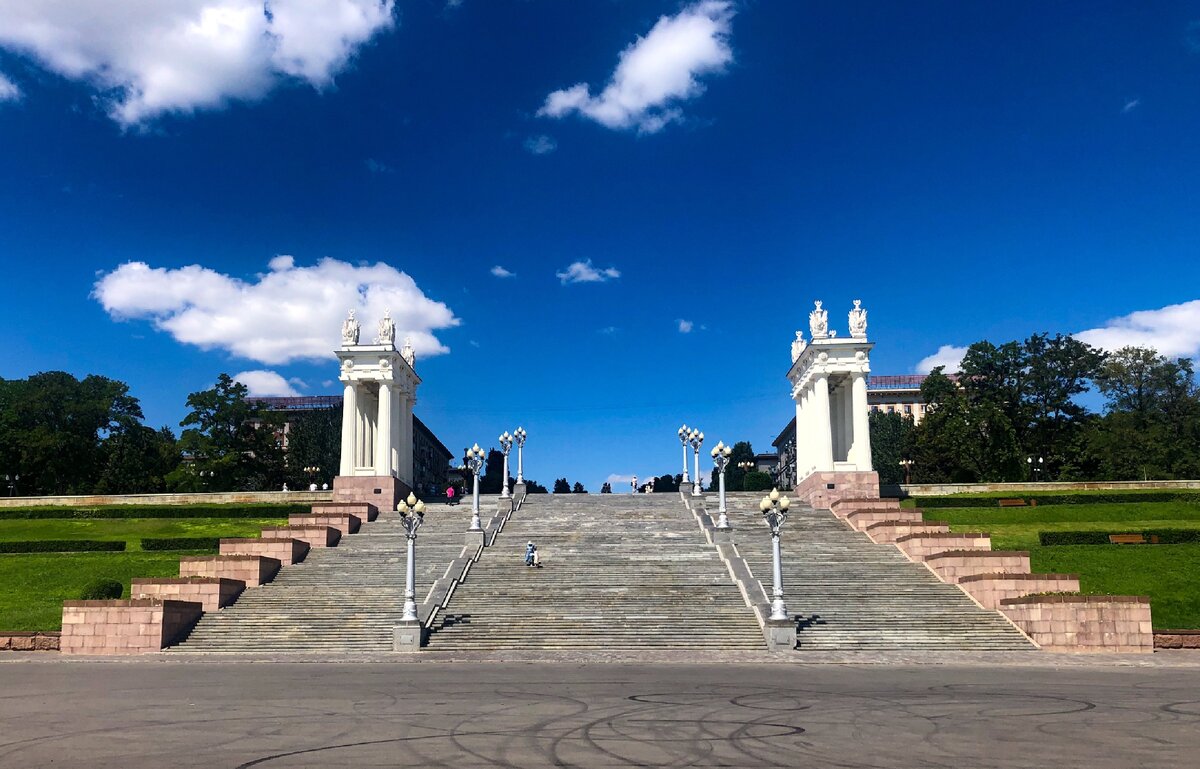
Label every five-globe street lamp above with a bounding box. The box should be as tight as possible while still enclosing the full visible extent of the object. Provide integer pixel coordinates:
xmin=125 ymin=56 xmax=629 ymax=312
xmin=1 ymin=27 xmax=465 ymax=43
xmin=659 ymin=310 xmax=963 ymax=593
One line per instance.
xmin=465 ymin=444 xmax=486 ymax=531
xmin=514 ymin=427 xmax=527 ymax=484
xmin=498 ymin=431 xmax=513 ymax=499
xmin=678 ymin=425 xmax=691 ymax=484
xmin=688 ymin=428 xmax=704 ymax=497
xmin=1026 ymin=455 xmax=1044 ymax=482
xmin=759 ymin=488 xmax=792 ymax=622
xmin=899 ymin=459 xmax=914 ymax=485
xmin=303 ymin=465 xmax=321 ymax=490
xmin=3 ymin=474 xmax=18 ymax=497
xmin=396 ymin=492 xmax=426 ymax=623
xmin=711 ymin=441 xmax=734 ymax=528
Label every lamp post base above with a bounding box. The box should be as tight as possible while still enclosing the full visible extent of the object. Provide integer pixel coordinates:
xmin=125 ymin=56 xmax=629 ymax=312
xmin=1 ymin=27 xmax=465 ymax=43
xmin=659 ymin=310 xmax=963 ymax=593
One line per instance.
xmin=393 ymin=621 xmax=425 ymax=652
xmin=764 ymin=617 xmax=796 ymax=652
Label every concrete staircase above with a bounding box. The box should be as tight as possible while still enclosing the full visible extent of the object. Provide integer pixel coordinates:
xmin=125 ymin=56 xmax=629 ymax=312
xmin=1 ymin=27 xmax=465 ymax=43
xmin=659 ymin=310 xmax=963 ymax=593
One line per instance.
xmin=426 ymin=494 xmax=764 ymax=651
xmin=173 ymin=501 xmax=476 ymax=653
xmin=720 ymin=493 xmax=1033 ymax=651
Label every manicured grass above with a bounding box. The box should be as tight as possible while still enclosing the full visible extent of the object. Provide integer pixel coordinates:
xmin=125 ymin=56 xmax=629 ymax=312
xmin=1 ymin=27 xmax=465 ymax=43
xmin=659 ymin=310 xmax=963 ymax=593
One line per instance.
xmin=924 ymin=502 xmax=1200 ymax=526
xmin=0 ymin=553 xmax=188 ymax=631
xmin=0 ymin=518 xmax=287 ymax=551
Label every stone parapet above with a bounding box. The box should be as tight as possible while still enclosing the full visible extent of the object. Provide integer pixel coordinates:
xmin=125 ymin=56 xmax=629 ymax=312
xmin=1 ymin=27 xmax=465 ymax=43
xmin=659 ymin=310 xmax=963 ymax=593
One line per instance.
xmin=924 ymin=550 xmax=1031 ymax=583
xmin=218 ymin=537 xmax=309 ymax=565
xmin=260 ymin=525 xmax=340 ymax=548
xmin=957 ymin=573 xmax=1081 ymax=610
xmin=0 ymin=490 xmax=330 ymax=508
xmin=895 ymin=532 xmax=991 ymax=561
xmin=844 ymin=508 xmax=923 ymax=531
xmin=332 ymin=475 xmax=408 ymax=513
xmin=179 ymin=555 xmax=281 ymax=586
xmin=131 ymin=577 xmax=245 ymax=612
xmin=864 ymin=520 xmax=950 ymax=544
xmin=829 ymin=497 xmax=900 ymax=519
xmin=287 ymin=513 xmax=361 ymax=535
xmin=1155 ymin=630 xmax=1200 ymax=649
xmin=310 ymin=501 xmax=379 ymax=522
xmin=796 ymin=471 xmax=880 ymax=510
xmin=999 ymin=595 xmax=1153 ymax=653
xmin=60 ymin=599 xmax=202 ymax=655
xmin=0 ymin=631 xmax=60 ymax=651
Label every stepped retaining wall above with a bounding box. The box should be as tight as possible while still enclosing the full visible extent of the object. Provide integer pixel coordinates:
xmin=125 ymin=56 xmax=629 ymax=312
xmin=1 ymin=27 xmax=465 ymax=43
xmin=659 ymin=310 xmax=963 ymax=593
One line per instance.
xmin=999 ymin=595 xmax=1153 ymax=653
xmin=60 ymin=599 xmax=202 ymax=655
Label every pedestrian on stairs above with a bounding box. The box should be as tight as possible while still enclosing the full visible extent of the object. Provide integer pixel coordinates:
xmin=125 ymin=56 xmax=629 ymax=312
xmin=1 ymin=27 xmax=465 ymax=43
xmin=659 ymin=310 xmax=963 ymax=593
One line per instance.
xmin=525 ymin=541 xmax=541 ymax=568
xmin=446 ymin=485 xmax=457 ymax=506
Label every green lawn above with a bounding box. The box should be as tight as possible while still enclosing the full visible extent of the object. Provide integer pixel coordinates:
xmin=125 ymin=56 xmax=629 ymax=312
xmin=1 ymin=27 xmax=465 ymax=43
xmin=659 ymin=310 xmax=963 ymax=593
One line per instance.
xmin=922 ymin=500 xmax=1200 ymax=629
xmin=0 ymin=517 xmax=287 ymax=550
xmin=0 ymin=553 xmax=189 ymax=631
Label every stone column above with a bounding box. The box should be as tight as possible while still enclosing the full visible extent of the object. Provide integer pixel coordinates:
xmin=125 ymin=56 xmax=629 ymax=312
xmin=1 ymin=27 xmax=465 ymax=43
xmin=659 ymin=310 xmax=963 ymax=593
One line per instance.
xmin=390 ymin=385 xmax=401 ymax=479
xmin=377 ymin=382 xmax=393 ymax=477
xmin=812 ymin=373 xmax=834 ymax=472
xmin=850 ymin=371 xmax=872 ymax=471
xmin=340 ymin=383 xmax=357 ymax=476
xmin=793 ymin=387 xmax=806 ymax=485
xmin=401 ymin=393 xmax=415 ymax=485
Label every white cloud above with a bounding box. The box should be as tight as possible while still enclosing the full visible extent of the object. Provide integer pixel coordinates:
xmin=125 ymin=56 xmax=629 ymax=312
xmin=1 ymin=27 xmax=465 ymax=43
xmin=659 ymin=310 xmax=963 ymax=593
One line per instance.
xmin=537 ymin=0 xmax=734 ymax=134
xmin=0 ymin=72 xmax=20 ymax=102
xmin=678 ymin=319 xmax=693 ymax=333
xmin=598 ymin=326 xmax=618 ymax=335
xmin=606 ymin=473 xmax=635 ymax=486
xmin=556 ymin=259 xmax=620 ymax=285
xmin=523 ymin=134 xmax=557 ymax=155
xmin=1122 ymin=98 xmax=1140 ymax=113
xmin=234 ymin=369 xmax=302 ymax=397
xmin=0 ymin=0 xmax=395 ymax=126
xmin=94 ymin=255 xmax=460 ymax=365
xmin=1075 ymin=299 xmax=1200 ymax=358
xmin=490 ymin=265 xmax=515 ymax=278
xmin=914 ymin=345 xmax=968 ymax=374
xmin=364 ymin=158 xmax=393 ymax=174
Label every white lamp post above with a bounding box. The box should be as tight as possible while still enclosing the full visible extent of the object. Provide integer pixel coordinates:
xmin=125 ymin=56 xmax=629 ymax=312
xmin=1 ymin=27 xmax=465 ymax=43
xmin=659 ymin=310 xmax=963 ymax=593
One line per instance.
xmin=465 ymin=444 xmax=486 ymax=531
xmin=514 ymin=427 xmax=527 ymax=483
xmin=499 ymin=431 xmax=513 ymax=498
xmin=759 ymin=488 xmax=792 ymax=622
xmin=396 ymin=492 xmax=426 ymax=623
xmin=678 ymin=425 xmax=691 ymax=484
xmin=711 ymin=441 xmax=733 ymax=528
xmin=688 ymin=428 xmax=704 ymax=497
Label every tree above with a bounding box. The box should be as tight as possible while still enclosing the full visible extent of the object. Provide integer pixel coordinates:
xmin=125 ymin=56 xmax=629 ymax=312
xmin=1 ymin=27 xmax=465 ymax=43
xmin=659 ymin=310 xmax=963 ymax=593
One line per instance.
xmin=600 ymin=482 xmax=612 ymax=493
xmin=95 ymin=425 xmax=179 ymax=494
xmin=166 ymin=374 xmax=286 ymax=492
xmin=869 ymin=411 xmax=914 ymax=485
xmin=572 ymin=481 xmax=586 ymax=493
xmin=1023 ymin=333 xmax=1104 ymax=479
xmin=552 ymin=477 xmax=571 ymax=494
xmin=652 ymin=474 xmax=679 ymax=492
xmin=742 ymin=471 xmax=773 ymax=491
xmin=284 ymin=406 xmax=340 ymax=488
xmin=524 ymin=479 xmax=549 ymax=493
xmin=480 ymin=448 xmax=507 ymax=494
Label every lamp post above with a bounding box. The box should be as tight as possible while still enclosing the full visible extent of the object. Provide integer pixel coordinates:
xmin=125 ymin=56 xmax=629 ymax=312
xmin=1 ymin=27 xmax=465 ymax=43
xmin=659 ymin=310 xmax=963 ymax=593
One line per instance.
xmin=899 ymin=459 xmax=914 ymax=485
xmin=303 ymin=465 xmax=321 ymax=491
xmin=1026 ymin=456 xmax=1044 ymax=482
xmin=688 ymin=428 xmax=704 ymax=497
xmin=737 ymin=460 xmax=753 ymax=492
xmin=3 ymin=474 xmax=18 ymax=497
xmin=498 ymin=431 xmax=513 ymax=499
xmin=759 ymin=488 xmax=792 ymax=621
xmin=514 ymin=427 xmax=527 ymax=484
xmin=711 ymin=441 xmax=733 ymax=528
xmin=396 ymin=492 xmax=426 ymax=623
xmin=678 ymin=425 xmax=691 ymax=484
xmin=465 ymin=444 xmax=486 ymax=531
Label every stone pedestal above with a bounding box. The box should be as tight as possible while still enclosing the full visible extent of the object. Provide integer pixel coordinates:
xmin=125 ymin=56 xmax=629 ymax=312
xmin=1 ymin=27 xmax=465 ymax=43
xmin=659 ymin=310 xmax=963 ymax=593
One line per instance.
xmin=764 ymin=618 xmax=797 ymax=652
xmin=465 ymin=528 xmax=487 ymax=548
xmin=512 ymin=482 xmax=527 ymax=502
xmin=332 ymin=475 xmax=410 ymax=513
xmin=795 ymin=470 xmax=880 ymax=510
xmin=712 ymin=526 xmax=735 ymax=545
xmin=393 ymin=621 xmax=425 ymax=652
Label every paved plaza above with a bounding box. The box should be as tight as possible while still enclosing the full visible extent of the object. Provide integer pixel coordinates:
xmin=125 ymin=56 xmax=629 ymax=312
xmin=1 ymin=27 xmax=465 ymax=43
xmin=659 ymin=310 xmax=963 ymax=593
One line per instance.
xmin=2 ymin=656 xmax=1199 ymax=767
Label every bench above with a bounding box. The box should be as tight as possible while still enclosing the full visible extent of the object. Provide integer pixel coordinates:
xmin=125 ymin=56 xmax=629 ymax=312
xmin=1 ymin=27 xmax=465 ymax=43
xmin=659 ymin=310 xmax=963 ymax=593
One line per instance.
xmin=1109 ymin=534 xmax=1159 ymax=545
xmin=998 ymin=498 xmax=1027 ymax=507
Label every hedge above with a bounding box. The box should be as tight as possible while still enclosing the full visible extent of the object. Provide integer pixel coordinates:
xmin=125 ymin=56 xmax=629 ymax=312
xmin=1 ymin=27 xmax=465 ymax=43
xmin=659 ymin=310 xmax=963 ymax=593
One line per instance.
xmin=1039 ymin=529 xmax=1200 ymax=546
xmin=140 ymin=537 xmax=222 ymax=552
xmin=80 ymin=579 xmax=124 ymax=600
xmin=0 ymin=540 xmax=127 ymax=553
xmin=742 ymin=471 xmax=775 ymax=492
xmin=917 ymin=492 xmax=1200 ymax=509
xmin=0 ymin=504 xmax=307 ymax=520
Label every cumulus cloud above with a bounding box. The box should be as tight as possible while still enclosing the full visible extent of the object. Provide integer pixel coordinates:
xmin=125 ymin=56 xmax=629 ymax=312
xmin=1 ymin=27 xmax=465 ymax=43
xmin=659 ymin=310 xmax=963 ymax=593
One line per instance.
xmin=1075 ymin=300 xmax=1200 ymax=358
xmin=556 ymin=259 xmax=620 ymax=285
xmin=677 ymin=319 xmax=693 ymax=333
xmin=1122 ymin=98 xmax=1140 ymax=114
xmin=490 ymin=265 xmax=515 ymax=278
xmin=605 ymin=473 xmax=635 ymax=487
xmin=234 ymin=369 xmax=302 ymax=397
xmin=914 ymin=345 xmax=968 ymax=374
xmin=523 ymin=134 xmax=557 ymax=155
xmin=538 ymin=0 xmax=734 ymax=134
xmin=0 ymin=0 xmax=395 ymax=126
xmin=0 ymin=72 xmax=20 ymax=102
xmin=598 ymin=326 xmax=618 ymax=335
xmin=94 ymin=255 xmax=460 ymax=365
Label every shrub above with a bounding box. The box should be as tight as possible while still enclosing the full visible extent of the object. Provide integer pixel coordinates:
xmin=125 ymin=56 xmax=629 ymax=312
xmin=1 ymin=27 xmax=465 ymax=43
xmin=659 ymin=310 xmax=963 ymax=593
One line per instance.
xmin=0 ymin=540 xmax=126 ymax=553
xmin=1038 ymin=529 xmax=1200 ymax=546
xmin=79 ymin=579 xmax=124 ymax=600
xmin=742 ymin=471 xmax=775 ymax=492
xmin=140 ymin=537 xmax=221 ymax=552
xmin=0 ymin=504 xmax=307 ymax=520
xmin=918 ymin=492 xmax=1200 ymax=509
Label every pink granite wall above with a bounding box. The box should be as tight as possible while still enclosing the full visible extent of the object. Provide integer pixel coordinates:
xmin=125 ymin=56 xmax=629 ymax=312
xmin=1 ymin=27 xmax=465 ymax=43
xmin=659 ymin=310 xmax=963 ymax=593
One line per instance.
xmin=288 ymin=513 xmax=361 ymax=535
xmin=924 ymin=551 xmax=1031 ymax=583
xmin=310 ymin=501 xmax=379 ymax=522
xmin=865 ymin=520 xmax=950 ymax=544
xmin=0 ymin=632 xmax=60 ymax=651
xmin=332 ymin=475 xmax=407 ymax=512
xmin=957 ymin=573 xmax=1081 ymax=610
xmin=797 ymin=471 xmax=881 ymax=510
xmin=844 ymin=509 xmax=923 ymax=531
xmin=259 ymin=525 xmax=340 ymax=548
xmin=179 ymin=555 xmax=281 ymax=586
xmin=896 ymin=533 xmax=991 ymax=561
xmin=218 ymin=537 xmax=309 ymax=565
xmin=60 ymin=599 xmax=202 ymax=655
xmin=829 ymin=497 xmax=900 ymax=519
xmin=1154 ymin=630 xmax=1200 ymax=649
xmin=999 ymin=595 xmax=1153 ymax=653
xmin=131 ymin=577 xmax=244 ymax=612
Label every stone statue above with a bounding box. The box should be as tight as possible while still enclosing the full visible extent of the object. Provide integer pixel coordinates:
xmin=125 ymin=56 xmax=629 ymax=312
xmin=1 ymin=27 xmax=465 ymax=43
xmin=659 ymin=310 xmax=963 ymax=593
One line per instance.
xmin=376 ymin=309 xmax=396 ymax=346
xmin=401 ymin=336 xmax=415 ymax=368
xmin=791 ymin=331 xmax=807 ymax=362
xmin=341 ymin=310 xmax=360 ymax=346
xmin=849 ymin=299 xmax=868 ymax=338
xmin=809 ymin=300 xmax=829 ymax=339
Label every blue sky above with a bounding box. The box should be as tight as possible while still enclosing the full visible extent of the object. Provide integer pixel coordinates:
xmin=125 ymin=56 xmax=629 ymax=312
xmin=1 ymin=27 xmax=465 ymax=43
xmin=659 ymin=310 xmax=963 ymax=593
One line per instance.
xmin=3 ymin=1 xmax=1200 ymax=492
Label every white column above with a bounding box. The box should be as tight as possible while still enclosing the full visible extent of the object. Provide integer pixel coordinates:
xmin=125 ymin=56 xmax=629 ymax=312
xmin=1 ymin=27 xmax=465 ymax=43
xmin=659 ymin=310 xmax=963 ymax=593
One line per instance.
xmin=839 ymin=382 xmax=854 ymax=462
xmin=376 ymin=381 xmax=393 ymax=477
xmin=850 ymin=371 xmax=872 ymax=470
xmin=340 ymin=382 xmax=357 ymax=476
xmin=401 ymin=393 xmax=415 ymax=484
xmin=812 ymin=373 xmax=834 ymax=472
xmin=794 ymin=387 xmax=807 ymax=484
xmin=390 ymin=385 xmax=401 ymax=480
